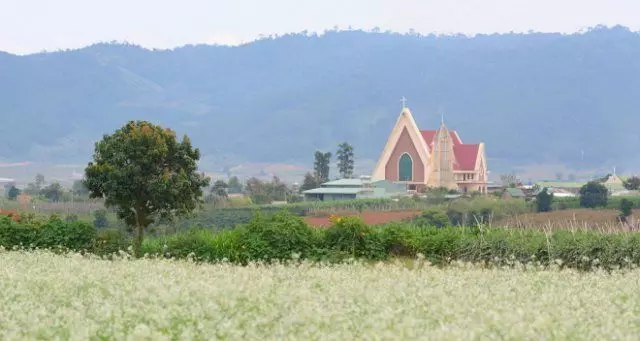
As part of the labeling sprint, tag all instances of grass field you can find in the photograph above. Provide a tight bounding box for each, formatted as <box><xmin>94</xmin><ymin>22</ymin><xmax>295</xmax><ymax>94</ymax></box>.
<box><xmin>495</xmin><ymin>208</ymin><xmax>636</xmax><ymax>230</ymax></box>
<box><xmin>2</xmin><ymin>251</ymin><xmax>640</xmax><ymax>340</ymax></box>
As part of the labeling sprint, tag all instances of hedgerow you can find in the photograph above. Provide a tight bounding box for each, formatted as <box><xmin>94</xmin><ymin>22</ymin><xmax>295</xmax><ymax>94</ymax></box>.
<box><xmin>4</xmin><ymin>211</ymin><xmax>640</xmax><ymax>271</ymax></box>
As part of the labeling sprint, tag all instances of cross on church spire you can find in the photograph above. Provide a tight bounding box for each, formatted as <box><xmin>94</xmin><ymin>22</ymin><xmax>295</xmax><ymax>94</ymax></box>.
<box><xmin>400</xmin><ymin>96</ymin><xmax>407</xmax><ymax>109</ymax></box>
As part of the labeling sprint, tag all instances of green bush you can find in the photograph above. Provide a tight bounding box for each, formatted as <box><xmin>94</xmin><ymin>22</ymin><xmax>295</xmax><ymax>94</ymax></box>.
<box><xmin>36</xmin><ymin>216</ymin><xmax>95</xmax><ymax>251</ymax></box>
<box><xmin>143</xmin><ymin>228</ymin><xmax>243</xmax><ymax>263</ymax></box>
<box><xmin>92</xmin><ymin>228</ymin><xmax>130</xmax><ymax>256</ymax></box>
<box><xmin>323</xmin><ymin>216</ymin><xmax>386</xmax><ymax>260</ymax></box>
<box><xmin>579</xmin><ymin>182</ymin><xmax>609</xmax><ymax>208</ymax></box>
<box><xmin>93</xmin><ymin>209</ymin><xmax>109</xmax><ymax>228</ymax></box>
<box><xmin>407</xmin><ymin>208</ymin><xmax>450</xmax><ymax>228</ymax></box>
<box><xmin>619</xmin><ymin>199</ymin><xmax>633</xmax><ymax>222</ymax></box>
<box><xmin>238</xmin><ymin>211</ymin><xmax>316</xmax><ymax>262</ymax></box>
<box><xmin>0</xmin><ymin>216</ymin><xmax>95</xmax><ymax>251</ymax></box>
<box><xmin>0</xmin><ymin>217</ymin><xmax>38</xmax><ymax>248</ymax></box>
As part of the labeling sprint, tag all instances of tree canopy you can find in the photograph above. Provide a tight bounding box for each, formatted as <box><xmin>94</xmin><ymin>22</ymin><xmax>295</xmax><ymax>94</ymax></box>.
<box><xmin>336</xmin><ymin>142</ymin><xmax>355</xmax><ymax>179</ymax></box>
<box><xmin>84</xmin><ymin>120</ymin><xmax>210</xmax><ymax>256</ymax></box>
<box><xmin>579</xmin><ymin>182</ymin><xmax>608</xmax><ymax>209</ymax></box>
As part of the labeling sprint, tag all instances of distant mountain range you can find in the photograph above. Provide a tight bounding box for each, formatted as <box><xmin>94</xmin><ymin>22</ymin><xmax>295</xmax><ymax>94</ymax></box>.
<box><xmin>1</xmin><ymin>26</ymin><xmax>640</xmax><ymax>179</ymax></box>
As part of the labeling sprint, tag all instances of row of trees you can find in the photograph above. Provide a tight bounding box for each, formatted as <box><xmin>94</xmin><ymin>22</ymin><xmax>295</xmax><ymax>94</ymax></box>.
<box><xmin>5</xmin><ymin>175</ymin><xmax>91</xmax><ymax>202</ymax></box>
<box><xmin>301</xmin><ymin>142</ymin><xmax>355</xmax><ymax>191</ymax></box>
<box><xmin>206</xmin><ymin>176</ymin><xmax>300</xmax><ymax>206</ymax></box>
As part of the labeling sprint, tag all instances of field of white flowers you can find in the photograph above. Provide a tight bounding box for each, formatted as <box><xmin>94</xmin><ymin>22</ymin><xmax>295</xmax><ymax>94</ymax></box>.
<box><xmin>2</xmin><ymin>251</ymin><xmax>640</xmax><ymax>340</ymax></box>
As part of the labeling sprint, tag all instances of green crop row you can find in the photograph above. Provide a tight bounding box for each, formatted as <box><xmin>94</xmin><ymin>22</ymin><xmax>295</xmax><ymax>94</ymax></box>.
<box><xmin>4</xmin><ymin>211</ymin><xmax>639</xmax><ymax>271</ymax></box>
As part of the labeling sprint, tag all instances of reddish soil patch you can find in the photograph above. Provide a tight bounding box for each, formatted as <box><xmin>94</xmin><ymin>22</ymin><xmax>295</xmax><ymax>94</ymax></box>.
<box><xmin>0</xmin><ymin>209</ymin><xmax>21</xmax><ymax>222</ymax></box>
<box><xmin>305</xmin><ymin>210</ymin><xmax>421</xmax><ymax>227</ymax></box>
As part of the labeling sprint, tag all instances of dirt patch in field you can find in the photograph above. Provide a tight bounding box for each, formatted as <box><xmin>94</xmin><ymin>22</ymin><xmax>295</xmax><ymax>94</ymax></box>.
<box><xmin>495</xmin><ymin>209</ymin><xmax>635</xmax><ymax>230</ymax></box>
<box><xmin>305</xmin><ymin>210</ymin><xmax>421</xmax><ymax>227</ymax></box>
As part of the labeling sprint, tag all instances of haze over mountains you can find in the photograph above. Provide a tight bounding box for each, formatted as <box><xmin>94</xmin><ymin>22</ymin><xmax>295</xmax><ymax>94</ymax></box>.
<box><xmin>1</xmin><ymin>26</ymin><xmax>639</xmax><ymax>181</ymax></box>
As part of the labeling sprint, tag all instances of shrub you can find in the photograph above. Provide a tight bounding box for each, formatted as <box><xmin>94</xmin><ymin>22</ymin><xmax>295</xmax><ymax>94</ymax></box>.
<box><xmin>0</xmin><ymin>217</ymin><xmax>38</xmax><ymax>248</ymax></box>
<box><xmin>408</xmin><ymin>208</ymin><xmax>450</xmax><ymax>228</ymax></box>
<box><xmin>239</xmin><ymin>210</ymin><xmax>315</xmax><ymax>262</ymax></box>
<box><xmin>323</xmin><ymin>216</ymin><xmax>386</xmax><ymax>260</ymax></box>
<box><xmin>143</xmin><ymin>228</ymin><xmax>243</xmax><ymax>263</ymax></box>
<box><xmin>92</xmin><ymin>228</ymin><xmax>130</xmax><ymax>256</ymax></box>
<box><xmin>37</xmin><ymin>216</ymin><xmax>95</xmax><ymax>251</ymax></box>
<box><xmin>619</xmin><ymin>199</ymin><xmax>633</xmax><ymax>222</ymax></box>
<box><xmin>580</xmin><ymin>182</ymin><xmax>608</xmax><ymax>208</ymax></box>
<box><xmin>93</xmin><ymin>209</ymin><xmax>109</xmax><ymax>228</ymax></box>
<box><xmin>536</xmin><ymin>188</ymin><xmax>553</xmax><ymax>212</ymax></box>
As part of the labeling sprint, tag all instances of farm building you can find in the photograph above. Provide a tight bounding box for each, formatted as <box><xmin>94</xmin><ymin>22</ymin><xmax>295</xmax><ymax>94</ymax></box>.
<box><xmin>502</xmin><ymin>188</ymin><xmax>526</xmax><ymax>199</ymax></box>
<box><xmin>302</xmin><ymin>178</ymin><xmax>406</xmax><ymax>202</ymax></box>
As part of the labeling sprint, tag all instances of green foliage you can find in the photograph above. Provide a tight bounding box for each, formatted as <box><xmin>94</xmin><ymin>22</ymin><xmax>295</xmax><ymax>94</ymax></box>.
<box><xmin>227</xmin><ymin>176</ymin><xmax>243</xmax><ymax>194</ymax></box>
<box><xmin>0</xmin><ymin>216</ymin><xmax>94</xmax><ymax>251</ymax></box>
<box><xmin>536</xmin><ymin>188</ymin><xmax>553</xmax><ymax>212</ymax></box>
<box><xmin>336</xmin><ymin>142</ymin><xmax>355</xmax><ymax>179</ymax></box>
<box><xmin>7</xmin><ymin>186</ymin><xmax>20</xmax><ymax>200</ymax></box>
<box><xmin>65</xmin><ymin>214</ymin><xmax>79</xmax><ymax>223</ymax></box>
<box><xmin>300</xmin><ymin>172</ymin><xmax>318</xmax><ymax>191</ymax></box>
<box><xmin>37</xmin><ymin>216</ymin><xmax>95</xmax><ymax>251</ymax></box>
<box><xmin>407</xmin><ymin>208</ymin><xmax>450</xmax><ymax>228</ymax></box>
<box><xmin>92</xmin><ymin>228</ymin><xmax>130</xmax><ymax>256</ymax></box>
<box><xmin>313</xmin><ymin>151</ymin><xmax>332</xmax><ymax>184</ymax></box>
<box><xmin>323</xmin><ymin>216</ymin><xmax>386</xmax><ymax>260</ymax></box>
<box><xmin>623</xmin><ymin>176</ymin><xmax>640</xmax><ymax>191</ymax></box>
<box><xmin>619</xmin><ymin>199</ymin><xmax>633</xmax><ymax>222</ymax></box>
<box><xmin>579</xmin><ymin>182</ymin><xmax>609</xmax><ymax>208</ymax></box>
<box><xmin>10</xmin><ymin>211</ymin><xmax>640</xmax><ymax>271</ymax></box>
<box><xmin>244</xmin><ymin>176</ymin><xmax>289</xmax><ymax>205</ymax></box>
<box><xmin>40</xmin><ymin>183</ymin><xmax>63</xmax><ymax>202</ymax></box>
<box><xmin>84</xmin><ymin>120</ymin><xmax>210</xmax><ymax>257</ymax></box>
<box><xmin>93</xmin><ymin>209</ymin><xmax>109</xmax><ymax>228</ymax></box>
<box><xmin>238</xmin><ymin>211</ymin><xmax>316</xmax><ymax>262</ymax></box>
<box><xmin>72</xmin><ymin>180</ymin><xmax>90</xmax><ymax>196</ymax></box>
<box><xmin>211</xmin><ymin>180</ymin><xmax>228</xmax><ymax>198</ymax></box>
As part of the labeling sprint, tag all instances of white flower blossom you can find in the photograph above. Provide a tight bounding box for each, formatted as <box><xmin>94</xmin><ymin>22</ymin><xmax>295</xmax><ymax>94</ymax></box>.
<box><xmin>0</xmin><ymin>251</ymin><xmax>639</xmax><ymax>340</ymax></box>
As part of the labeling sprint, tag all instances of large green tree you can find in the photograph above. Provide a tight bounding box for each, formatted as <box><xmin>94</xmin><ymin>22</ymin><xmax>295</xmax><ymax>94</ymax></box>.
<box><xmin>313</xmin><ymin>151</ymin><xmax>332</xmax><ymax>184</ymax></box>
<box><xmin>579</xmin><ymin>181</ymin><xmax>609</xmax><ymax>208</ymax></box>
<box><xmin>336</xmin><ymin>142</ymin><xmax>355</xmax><ymax>179</ymax></box>
<box><xmin>85</xmin><ymin>121</ymin><xmax>210</xmax><ymax>257</ymax></box>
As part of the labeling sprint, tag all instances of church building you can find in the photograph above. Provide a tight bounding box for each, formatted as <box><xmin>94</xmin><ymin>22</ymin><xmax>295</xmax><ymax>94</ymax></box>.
<box><xmin>372</xmin><ymin>105</ymin><xmax>488</xmax><ymax>194</ymax></box>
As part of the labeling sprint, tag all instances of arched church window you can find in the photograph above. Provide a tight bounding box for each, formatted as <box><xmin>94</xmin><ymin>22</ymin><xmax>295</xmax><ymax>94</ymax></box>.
<box><xmin>399</xmin><ymin>153</ymin><xmax>413</xmax><ymax>181</ymax></box>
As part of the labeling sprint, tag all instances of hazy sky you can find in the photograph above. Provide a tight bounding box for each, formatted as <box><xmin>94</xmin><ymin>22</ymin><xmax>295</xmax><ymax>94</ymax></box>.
<box><xmin>1</xmin><ymin>0</ymin><xmax>639</xmax><ymax>55</ymax></box>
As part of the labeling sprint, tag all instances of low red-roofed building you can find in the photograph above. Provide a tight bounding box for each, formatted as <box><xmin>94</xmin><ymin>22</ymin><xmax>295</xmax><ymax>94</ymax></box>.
<box><xmin>372</xmin><ymin>106</ymin><xmax>488</xmax><ymax>194</ymax></box>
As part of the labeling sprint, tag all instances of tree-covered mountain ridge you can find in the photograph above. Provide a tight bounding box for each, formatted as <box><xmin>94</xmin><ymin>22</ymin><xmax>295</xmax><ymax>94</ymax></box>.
<box><xmin>1</xmin><ymin>26</ymin><xmax>639</xmax><ymax>177</ymax></box>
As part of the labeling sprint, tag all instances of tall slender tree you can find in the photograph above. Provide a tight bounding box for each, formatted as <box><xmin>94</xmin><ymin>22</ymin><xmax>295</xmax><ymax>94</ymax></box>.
<box><xmin>336</xmin><ymin>142</ymin><xmax>355</xmax><ymax>179</ymax></box>
<box><xmin>313</xmin><ymin>151</ymin><xmax>332</xmax><ymax>184</ymax></box>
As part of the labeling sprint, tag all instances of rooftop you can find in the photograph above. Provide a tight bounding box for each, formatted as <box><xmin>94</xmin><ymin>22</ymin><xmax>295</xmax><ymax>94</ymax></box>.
<box><xmin>303</xmin><ymin>187</ymin><xmax>366</xmax><ymax>195</ymax></box>
<box><xmin>321</xmin><ymin>179</ymin><xmax>367</xmax><ymax>187</ymax></box>
<box><xmin>505</xmin><ymin>188</ymin><xmax>526</xmax><ymax>197</ymax></box>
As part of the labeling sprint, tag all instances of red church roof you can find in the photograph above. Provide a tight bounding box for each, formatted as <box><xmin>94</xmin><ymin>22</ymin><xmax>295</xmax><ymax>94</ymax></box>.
<box><xmin>420</xmin><ymin>130</ymin><xmax>479</xmax><ymax>171</ymax></box>
<box><xmin>453</xmin><ymin>144</ymin><xmax>480</xmax><ymax>171</ymax></box>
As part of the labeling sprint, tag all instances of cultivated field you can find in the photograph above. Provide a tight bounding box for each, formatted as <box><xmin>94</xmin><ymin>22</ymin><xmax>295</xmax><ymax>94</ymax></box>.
<box><xmin>2</xmin><ymin>251</ymin><xmax>640</xmax><ymax>340</ymax></box>
<box><xmin>495</xmin><ymin>209</ymin><xmax>636</xmax><ymax>230</ymax></box>
<box><xmin>305</xmin><ymin>210</ymin><xmax>420</xmax><ymax>227</ymax></box>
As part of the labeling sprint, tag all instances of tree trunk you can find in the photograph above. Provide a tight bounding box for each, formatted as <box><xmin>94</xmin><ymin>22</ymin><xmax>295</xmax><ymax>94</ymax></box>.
<box><xmin>132</xmin><ymin>207</ymin><xmax>145</xmax><ymax>258</ymax></box>
<box><xmin>134</xmin><ymin>220</ymin><xmax>144</xmax><ymax>258</ymax></box>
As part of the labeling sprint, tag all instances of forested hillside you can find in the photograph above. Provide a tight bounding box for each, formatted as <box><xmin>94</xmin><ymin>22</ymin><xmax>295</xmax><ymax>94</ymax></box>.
<box><xmin>1</xmin><ymin>26</ymin><xmax>639</xmax><ymax>174</ymax></box>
